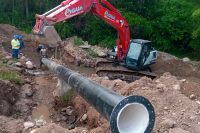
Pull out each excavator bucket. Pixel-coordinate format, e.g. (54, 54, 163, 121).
(33, 26, 61, 47)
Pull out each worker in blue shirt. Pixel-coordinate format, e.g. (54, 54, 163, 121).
(18, 35, 25, 54)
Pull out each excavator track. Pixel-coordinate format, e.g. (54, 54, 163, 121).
(96, 59, 157, 82)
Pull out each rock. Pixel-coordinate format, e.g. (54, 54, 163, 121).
(189, 115, 197, 121)
(156, 83, 165, 89)
(2, 80, 11, 85)
(30, 129, 38, 133)
(56, 117, 61, 122)
(20, 56, 26, 60)
(79, 44, 91, 49)
(7, 60, 14, 65)
(156, 83, 166, 92)
(196, 101, 200, 105)
(182, 57, 190, 62)
(35, 119, 46, 127)
(103, 76, 109, 80)
(83, 41, 89, 46)
(161, 119, 176, 129)
(61, 116, 67, 121)
(24, 121, 35, 129)
(80, 114, 87, 122)
(52, 77, 57, 80)
(15, 62, 22, 67)
(22, 84, 34, 97)
(24, 78, 32, 84)
(5, 55, 12, 60)
(164, 107, 168, 110)
(13, 66, 24, 72)
(169, 128, 190, 133)
(25, 88, 34, 97)
(173, 84, 180, 91)
(180, 79, 186, 83)
(66, 115, 76, 125)
(61, 106, 73, 115)
(15, 99, 32, 113)
(26, 61, 34, 69)
(68, 124, 75, 130)
(91, 46, 107, 57)
(189, 94, 196, 100)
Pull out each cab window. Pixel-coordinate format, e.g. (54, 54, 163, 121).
(126, 42, 142, 60)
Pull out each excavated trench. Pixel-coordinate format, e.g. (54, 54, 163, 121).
(0, 41, 99, 131)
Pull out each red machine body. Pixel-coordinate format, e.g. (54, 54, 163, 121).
(33, 0, 131, 61)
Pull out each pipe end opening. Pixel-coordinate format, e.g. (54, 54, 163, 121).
(110, 96, 155, 133)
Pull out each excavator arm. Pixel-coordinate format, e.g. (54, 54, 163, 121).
(33, 0, 131, 61)
(33, 0, 93, 34)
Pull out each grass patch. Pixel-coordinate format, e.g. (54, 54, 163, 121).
(74, 37, 83, 46)
(62, 90, 74, 103)
(85, 49, 98, 58)
(0, 71, 23, 85)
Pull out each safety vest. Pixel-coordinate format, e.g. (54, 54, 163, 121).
(11, 39, 20, 49)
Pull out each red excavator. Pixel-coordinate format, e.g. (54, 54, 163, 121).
(33, 0, 157, 81)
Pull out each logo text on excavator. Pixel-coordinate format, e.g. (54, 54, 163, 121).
(65, 6, 83, 16)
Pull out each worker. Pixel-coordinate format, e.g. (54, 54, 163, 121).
(37, 44, 45, 53)
(18, 35, 25, 54)
(11, 35, 20, 59)
(39, 45, 48, 68)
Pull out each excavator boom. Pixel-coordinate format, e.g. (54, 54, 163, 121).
(33, 0, 130, 60)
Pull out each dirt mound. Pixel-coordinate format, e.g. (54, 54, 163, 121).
(88, 73, 200, 133)
(152, 52, 200, 81)
(0, 24, 30, 45)
(0, 80, 19, 116)
(60, 37, 97, 68)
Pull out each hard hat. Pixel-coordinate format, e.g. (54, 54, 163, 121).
(39, 44, 45, 49)
(18, 35, 23, 39)
(14, 35, 18, 39)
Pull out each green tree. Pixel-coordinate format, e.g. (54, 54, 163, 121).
(189, 8, 200, 53)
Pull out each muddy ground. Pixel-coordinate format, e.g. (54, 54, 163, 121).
(0, 24, 200, 133)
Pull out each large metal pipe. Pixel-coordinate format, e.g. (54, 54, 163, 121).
(42, 58, 155, 133)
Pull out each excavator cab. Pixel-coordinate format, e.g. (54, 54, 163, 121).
(126, 39, 157, 70)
